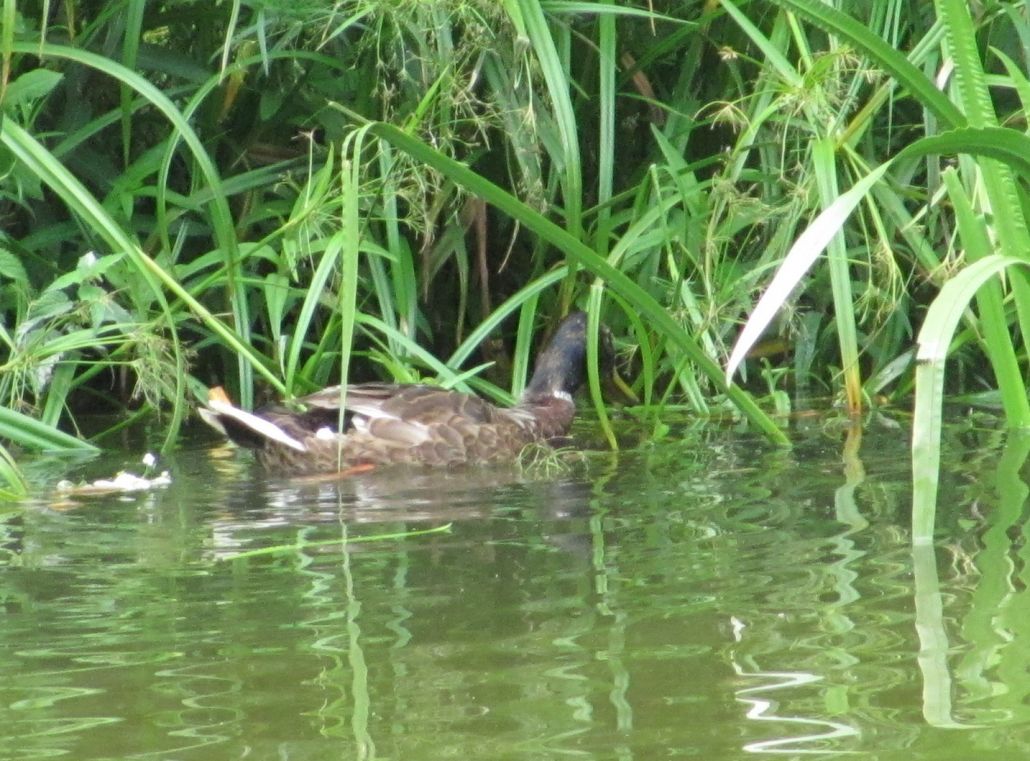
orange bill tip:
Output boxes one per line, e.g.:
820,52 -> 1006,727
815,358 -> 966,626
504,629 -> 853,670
208,386 -> 232,404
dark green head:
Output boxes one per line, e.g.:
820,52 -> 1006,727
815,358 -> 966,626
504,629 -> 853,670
522,311 -> 620,402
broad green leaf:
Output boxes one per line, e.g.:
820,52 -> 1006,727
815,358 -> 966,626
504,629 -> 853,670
0,405 -> 98,452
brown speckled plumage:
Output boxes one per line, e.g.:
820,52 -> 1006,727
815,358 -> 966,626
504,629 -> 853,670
200,312 -> 623,475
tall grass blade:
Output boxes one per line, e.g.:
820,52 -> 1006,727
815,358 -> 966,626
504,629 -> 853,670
119,0 -> 145,167
0,0 -> 13,103
330,127 -> 366,467
515,0 -> 582,238
595,11 -> 615,256
813,137 -> 862,414
586,284 -> 616,449
912,255 -> 1028,544
935,0 -> 1030,373
941,169 -> 1029,425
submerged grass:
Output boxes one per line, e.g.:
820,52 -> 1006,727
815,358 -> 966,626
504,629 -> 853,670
216,522 -> 453,562
1,0 -> 1029,540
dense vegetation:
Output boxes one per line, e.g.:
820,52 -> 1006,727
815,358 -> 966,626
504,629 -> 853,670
3,1 -> 1030,538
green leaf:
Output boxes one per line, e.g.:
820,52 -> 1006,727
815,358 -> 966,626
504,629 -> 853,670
896,126 -> 1030,186
0,243 -> 28,286
3,69 -> 62,110
763,0 -> 965,128
912,255 -> 1030,544
0,405 -> 98,452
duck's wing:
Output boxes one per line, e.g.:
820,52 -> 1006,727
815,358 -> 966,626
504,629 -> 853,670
298,383 -> 503,446
201,383 -> 510,453
298,383 -> 494,420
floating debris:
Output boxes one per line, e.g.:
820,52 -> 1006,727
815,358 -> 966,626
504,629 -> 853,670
56,454 -> 171,496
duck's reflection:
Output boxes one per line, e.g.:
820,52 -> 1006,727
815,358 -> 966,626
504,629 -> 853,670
206,453 -> 600,561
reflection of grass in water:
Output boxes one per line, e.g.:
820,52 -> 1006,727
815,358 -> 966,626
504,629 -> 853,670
735,668 -> 861,755
216,522 -> 452,562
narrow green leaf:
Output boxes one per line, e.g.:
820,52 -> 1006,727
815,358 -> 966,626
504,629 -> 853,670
942,169 -> 1028,426
0,406 -> 98,452
813,137 -> 861,413
516,0 -> 582,238
719,0 -> 802,88
586,285 -> 616,449
595,11 -> 615,256
912,255 -> 1030,544
120,0 -> 145,167
991,48 -> 1030,124
936,0 -> 994,129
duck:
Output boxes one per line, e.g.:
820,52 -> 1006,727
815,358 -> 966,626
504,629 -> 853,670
199,311 -> 633,475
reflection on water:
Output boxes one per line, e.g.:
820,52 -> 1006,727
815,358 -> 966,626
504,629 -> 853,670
1,418 -> 1030,759
733,661 -> 860,754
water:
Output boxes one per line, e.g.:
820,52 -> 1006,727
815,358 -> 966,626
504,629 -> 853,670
2,415 -> 1029,760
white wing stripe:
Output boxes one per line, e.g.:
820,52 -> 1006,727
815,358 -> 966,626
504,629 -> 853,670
207,399 -> 307,452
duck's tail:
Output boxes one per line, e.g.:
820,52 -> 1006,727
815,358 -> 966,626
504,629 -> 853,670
198,387 -> 307,452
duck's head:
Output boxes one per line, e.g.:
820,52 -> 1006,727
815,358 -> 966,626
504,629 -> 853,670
521,311 -> 635,404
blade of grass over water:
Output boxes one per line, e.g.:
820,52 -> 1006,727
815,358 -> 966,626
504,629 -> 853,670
941,169 -> 1028,426
934,0 -> 1030,371
595,10 -> 616,257
722,0 -> 1030,532
586,284 -> 616,449
912,255 -> 1028,544
329,128 -> 366,470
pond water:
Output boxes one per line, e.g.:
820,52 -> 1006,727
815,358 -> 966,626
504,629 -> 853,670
2,413 -> 1029,760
